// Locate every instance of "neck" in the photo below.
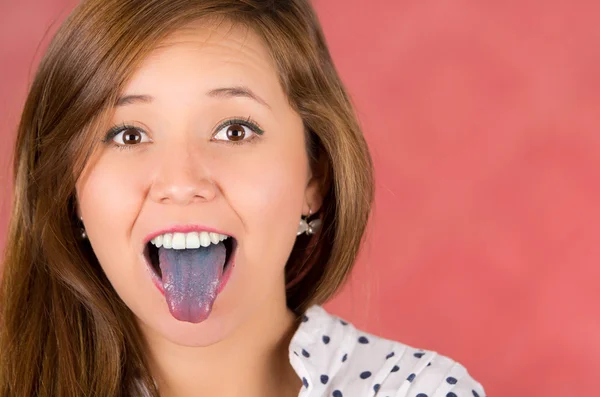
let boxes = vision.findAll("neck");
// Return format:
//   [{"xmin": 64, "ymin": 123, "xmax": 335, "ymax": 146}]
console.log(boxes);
[{"xmin": 141, "ymin": 299, "xmax": 302, "ymax": 397}]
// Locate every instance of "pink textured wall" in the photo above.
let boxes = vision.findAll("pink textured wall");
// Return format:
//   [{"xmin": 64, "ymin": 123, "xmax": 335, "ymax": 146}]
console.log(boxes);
[{"xmin": 2, "ymin": 1, "xmax": 599, "ymax": 396}]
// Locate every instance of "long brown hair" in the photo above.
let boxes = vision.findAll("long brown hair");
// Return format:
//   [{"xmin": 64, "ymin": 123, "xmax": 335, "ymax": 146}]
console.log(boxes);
[{"xmin": 0, "ymin": 0, "xmax": 374, "ymax": 395}]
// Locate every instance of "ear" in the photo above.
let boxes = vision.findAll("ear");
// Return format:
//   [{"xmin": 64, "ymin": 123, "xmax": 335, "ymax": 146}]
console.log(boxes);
[
  {"xmin": 74, "ymin": 192, "xmax": 83, "ymax": 221},
  {"xmin": 302, "ymin": 174, "xmax": 323, "ymax": 216}
]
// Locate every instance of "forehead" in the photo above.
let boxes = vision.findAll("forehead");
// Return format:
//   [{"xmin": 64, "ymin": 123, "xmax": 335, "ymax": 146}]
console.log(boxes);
[{"xmin": 121, "ymin": 19, "xmax": 282, "ymax": 100}]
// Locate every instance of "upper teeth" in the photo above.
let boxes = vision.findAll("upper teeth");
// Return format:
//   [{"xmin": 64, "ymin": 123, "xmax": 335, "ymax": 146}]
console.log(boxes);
[{"xmin": 151, "ymin": 232, "xmax": 229, "ymax": 250}]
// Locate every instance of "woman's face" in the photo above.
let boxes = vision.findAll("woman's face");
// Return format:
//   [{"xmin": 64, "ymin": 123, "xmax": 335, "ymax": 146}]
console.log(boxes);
[{"xmin": 75, "ymin": 21, "xmax": 320, "ymax": 346}]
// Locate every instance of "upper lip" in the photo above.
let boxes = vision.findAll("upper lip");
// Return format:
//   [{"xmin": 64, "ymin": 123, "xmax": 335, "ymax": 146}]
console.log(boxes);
[{"xmin": 143, "ymin": 225, "xmax": 235, "ymax": 246}]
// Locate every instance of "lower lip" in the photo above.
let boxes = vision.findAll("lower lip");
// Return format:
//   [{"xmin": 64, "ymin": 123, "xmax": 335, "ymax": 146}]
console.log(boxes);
[{"xmin": 143, "ymin": 246, "xmax": 237, "ymax": 297}]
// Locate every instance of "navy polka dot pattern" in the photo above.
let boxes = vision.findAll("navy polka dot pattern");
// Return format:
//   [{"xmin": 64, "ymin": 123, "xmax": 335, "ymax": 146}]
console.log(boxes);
[{"xmin": 288, "ymin": 305, "xmax": 486, "ymax": 397}]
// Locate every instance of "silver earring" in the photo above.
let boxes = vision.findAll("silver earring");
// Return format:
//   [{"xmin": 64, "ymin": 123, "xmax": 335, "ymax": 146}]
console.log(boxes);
[
  {"xmin": 297, "ymin": 209, "xmax": 322, "ymax": 236},
  {"xmin": 79, "ymin": 217, "xmax": 87, "ymax": 239}
]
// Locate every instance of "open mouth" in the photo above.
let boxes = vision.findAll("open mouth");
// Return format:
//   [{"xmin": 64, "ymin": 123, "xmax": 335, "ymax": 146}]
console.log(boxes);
[
  {"xmin": 142, "ymin": 231, "xmax": 238, "ymax": 323},
  {"xmin": 143, "ymin": 236, "xmax": 237, "ymax": 281}
]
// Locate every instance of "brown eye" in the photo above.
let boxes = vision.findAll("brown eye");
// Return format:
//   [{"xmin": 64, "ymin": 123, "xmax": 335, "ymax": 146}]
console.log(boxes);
[
  {"xmin": 213, "ymin": 120, "xmax": 259, "ymax": 144},
  {"xmin": 226, "ymin": 124, "xmax": 245, "ymax": 141},
  {"xmin": 105, "ymin": 125, "xmax": 150, "ymax": 148},
  {"xmin": 122, "ymin": 128, "xmax": 142, "ymax": 145}
]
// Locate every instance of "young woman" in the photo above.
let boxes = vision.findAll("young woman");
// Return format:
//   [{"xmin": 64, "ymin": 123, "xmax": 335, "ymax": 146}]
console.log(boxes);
[{"xmin": 0, "ymin": 0, "xmax": 486, "ymax": 396}]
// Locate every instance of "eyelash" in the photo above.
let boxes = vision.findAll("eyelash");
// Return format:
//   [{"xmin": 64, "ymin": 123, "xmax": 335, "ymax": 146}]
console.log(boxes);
[{"xmin": 101, "ymin": 116, "xmax": 265, "ymax": 151}]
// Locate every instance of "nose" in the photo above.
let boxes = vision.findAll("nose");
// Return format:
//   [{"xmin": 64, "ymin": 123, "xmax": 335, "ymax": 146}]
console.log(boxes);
[{"xmin": 149, "ymin": 145, "xmax": 217, "ymax": 205}]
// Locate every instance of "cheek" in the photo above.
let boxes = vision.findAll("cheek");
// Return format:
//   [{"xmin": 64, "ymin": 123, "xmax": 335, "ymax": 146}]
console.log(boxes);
[
  {"xmin": 217, "ymin": 141, "xmax": 309, "ymax": 271},
  {"xmin": 76, "ymin": 154, "xmax": 146, "ymax": 285},
  {"xmin": 234, "ymin": 157, "xmax": 306, "ymax": 225}
]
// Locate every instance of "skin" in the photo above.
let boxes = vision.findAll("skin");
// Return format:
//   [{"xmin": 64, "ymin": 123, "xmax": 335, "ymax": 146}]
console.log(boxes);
[{"xmin": 75, "ymin": 19, "xmax": 321, "ymax": 397}]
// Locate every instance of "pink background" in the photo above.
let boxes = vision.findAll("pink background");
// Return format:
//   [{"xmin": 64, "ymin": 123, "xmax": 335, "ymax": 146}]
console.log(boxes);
[{"xmin": 1, "ymin": 1, "xmax": 599, "ymax": 395}]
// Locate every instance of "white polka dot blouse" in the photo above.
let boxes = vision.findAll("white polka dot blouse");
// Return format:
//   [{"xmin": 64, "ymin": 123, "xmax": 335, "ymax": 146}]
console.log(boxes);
[{"xmin": 290, "ymin": 305, "xmax": 486, "ymax": 397}]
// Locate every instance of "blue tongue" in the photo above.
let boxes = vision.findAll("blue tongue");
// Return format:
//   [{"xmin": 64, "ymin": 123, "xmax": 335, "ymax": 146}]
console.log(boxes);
[{"xmin": 158, "ymin": 242, "xmax": 226, "ymax": 323}]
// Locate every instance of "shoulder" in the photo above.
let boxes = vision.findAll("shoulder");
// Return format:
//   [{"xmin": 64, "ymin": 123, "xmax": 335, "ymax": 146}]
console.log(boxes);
[{"xmin": 290, "ymin": 305, "xmax": 486, "ymax": 397}]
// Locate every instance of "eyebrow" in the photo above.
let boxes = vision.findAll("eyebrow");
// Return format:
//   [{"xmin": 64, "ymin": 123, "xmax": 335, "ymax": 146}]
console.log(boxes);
[{"xmin": 115, "ymin": 85, "xmax": 271, "ymax": 110}]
